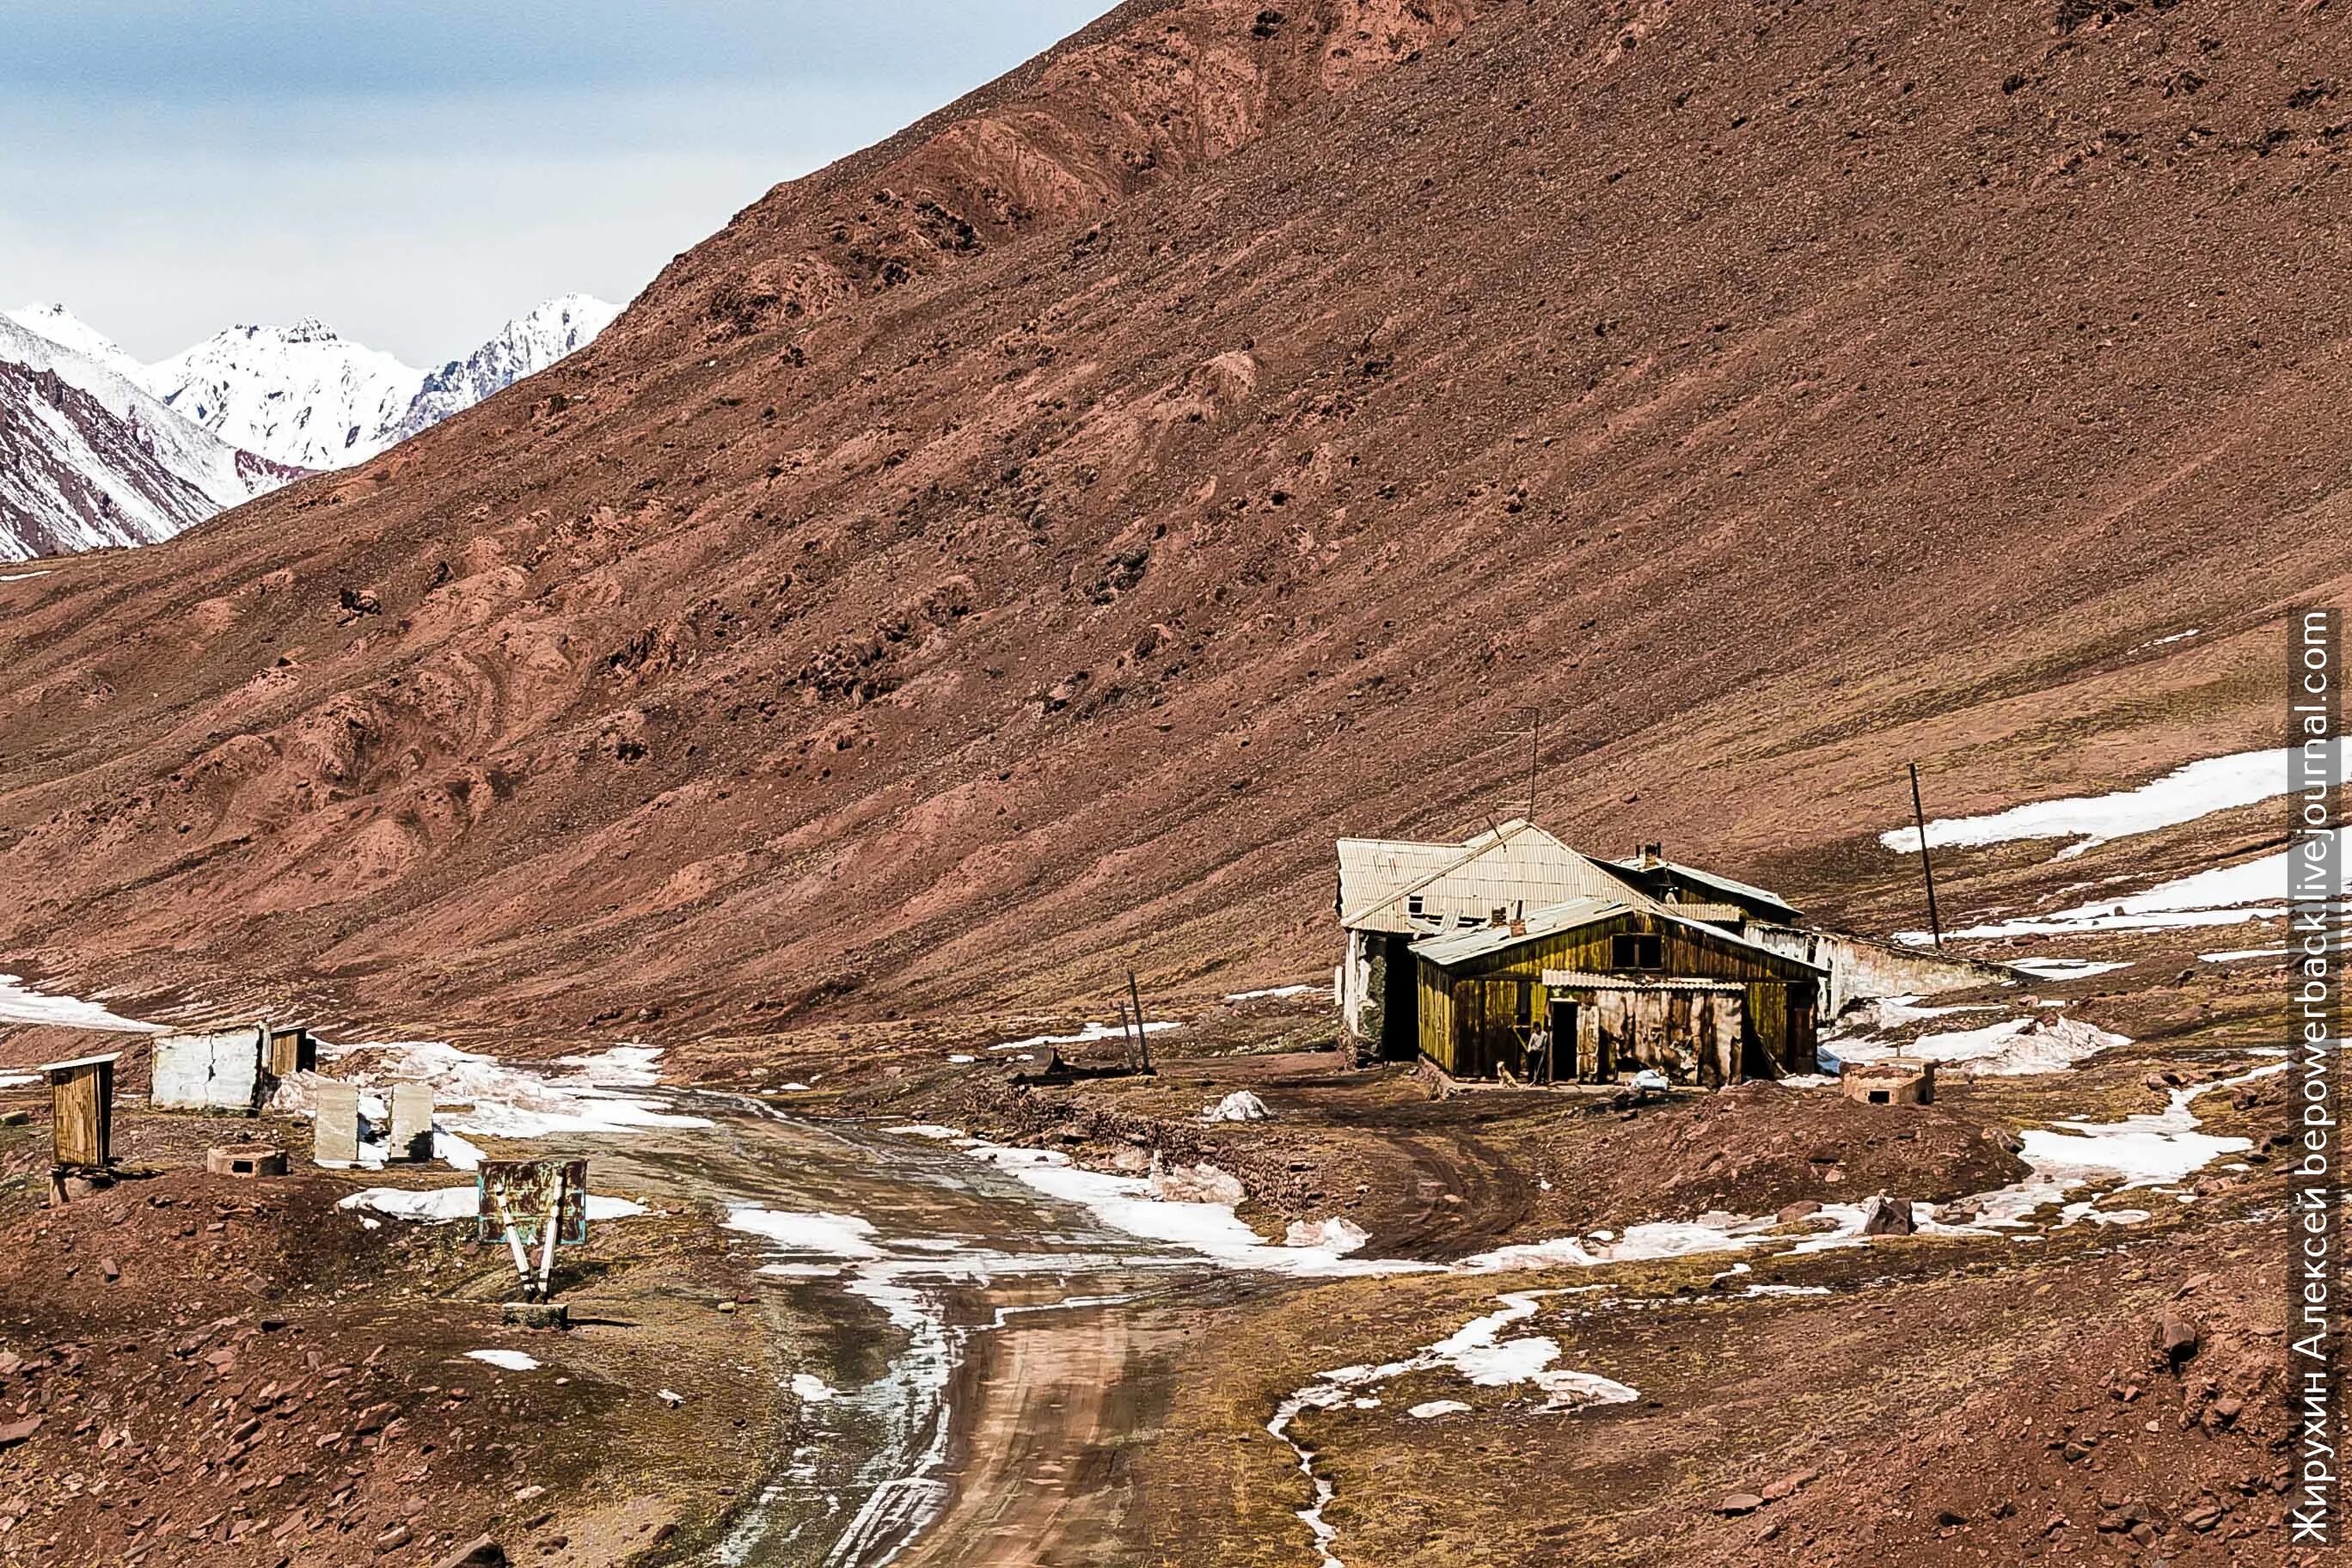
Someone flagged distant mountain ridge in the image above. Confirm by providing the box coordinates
[0,294,618,560]
[0,312,297,560]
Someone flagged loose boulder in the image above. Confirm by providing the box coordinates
[1859,1195,1916,1236]
[2153,1313,2202,1368]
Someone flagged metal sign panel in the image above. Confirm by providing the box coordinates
[475,1158,589,1248]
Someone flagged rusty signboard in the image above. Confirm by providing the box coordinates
[475,1158,589,1249]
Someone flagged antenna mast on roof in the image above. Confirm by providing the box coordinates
[1528,708,1541,823]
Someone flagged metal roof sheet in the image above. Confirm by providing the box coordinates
[1409,898,1828,976]
[1603,856,1798,916]
[1540,971,1746,992]
[1406,897,1631,965]
[1338,820,1660,933]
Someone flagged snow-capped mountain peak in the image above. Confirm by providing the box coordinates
[146,295,617,471]
[0,311,296,560]
[145,319,426,472]
[1,292,619,561]
[392,294,619,447]
[5,303,148,383]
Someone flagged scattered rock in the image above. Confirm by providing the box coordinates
[427,1537,506,1568]
[2153,1314,2202,1368]
[1775,1200,1822,1223]
[1859,1195,1916,1236]
[1717,1492,1764,1516]
[0,1418,40,1449]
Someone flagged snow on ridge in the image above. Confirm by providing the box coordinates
[1882,748,2287,860]
[6,303,147,383]
[1,293,616,560]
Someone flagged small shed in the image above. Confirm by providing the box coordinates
[40,1053,119,1170]
[1411,899,1826,1087]
[152,1022,273,1114]
[265,1022,316,1080]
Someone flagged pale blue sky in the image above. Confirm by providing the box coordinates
[0,3,1112,363]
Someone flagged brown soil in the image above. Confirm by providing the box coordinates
[0,1119,780,1568]
[0,0,2339,1050]
[1136,1216,2305,1566]
[1513,1080,2029,1234]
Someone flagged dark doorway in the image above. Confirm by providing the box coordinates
[1547,998,1578,1083]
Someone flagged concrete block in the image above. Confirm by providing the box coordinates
[152,1026,268,1112]
[313,1081,361,1166]
[206,1142,287,1177]
[388,1082,434,1163]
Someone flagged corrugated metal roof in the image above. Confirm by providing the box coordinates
[1408,898,1829,976]
[1540,971,1746,992]
[1602,855,1798,917]
[1338,820,1659,934]
[1406,897,1631,964]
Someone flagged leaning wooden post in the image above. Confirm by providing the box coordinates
[1127,970,1152,1075]
[1908,761,1945,950]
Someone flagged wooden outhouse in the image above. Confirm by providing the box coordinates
[40,1053,119,1171]
[265,1021,316,1079]
[1411,899,1825,1087]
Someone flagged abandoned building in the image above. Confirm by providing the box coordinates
[1412,898,1823,1085]
[1338,821,2002,1083]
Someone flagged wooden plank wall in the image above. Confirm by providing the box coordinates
[1413,910,1822,1081]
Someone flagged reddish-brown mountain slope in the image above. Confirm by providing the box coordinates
[0,0,2343,1043]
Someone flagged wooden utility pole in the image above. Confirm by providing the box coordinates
[1126,970,1153,1074]
[1908,762,1944,949]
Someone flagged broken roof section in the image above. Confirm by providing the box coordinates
[1408,897,1828,976]
[1337,819,1654,934]
[1597,851,1803,924]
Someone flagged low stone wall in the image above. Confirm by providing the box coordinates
[1746,926,2014,1019]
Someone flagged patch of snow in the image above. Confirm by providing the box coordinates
[725,1208,885,1259]
[1836,1014,2128,1077]
[1408,1400,1471,1418]
[1910,842,2326,941]
[1881,749,2287,860]
[2200,946,2288,964]
[790,1372,838,1403]
[340,1185,478,1223]
[0,1074,37,1091]
[1147,1161,1246,1206]
[1284,1217,1370,1254]
[1227,984,1319,1001]
[0,974,161,1033]
[962,1144,1421,1278]
[1204,1090,1272,1123]
[986,1020,1179,1052]
[322,1038,712,1140]
[465,1349,541,1372]
[946,1055,978,1064]
[884,1124,967,1140]
[1270,1289,1637,1565]
[2008,958,2134,981]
